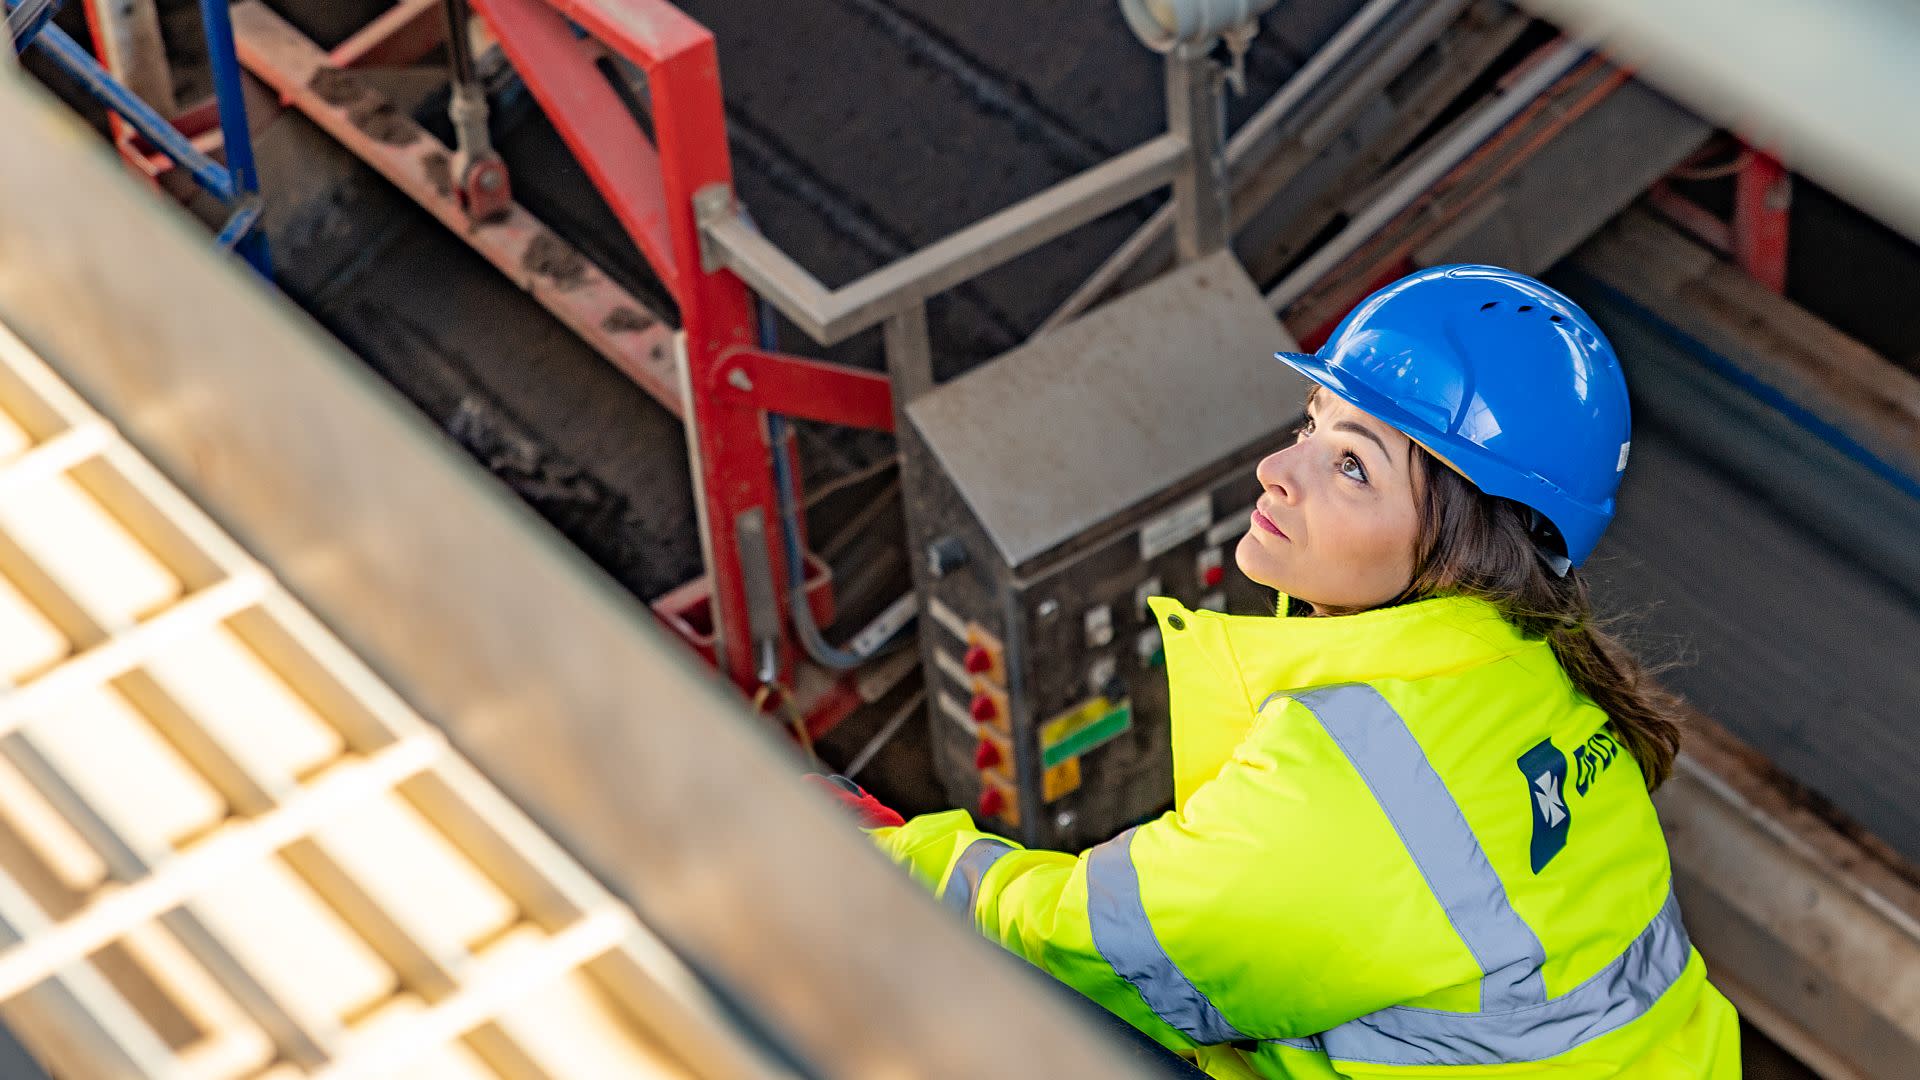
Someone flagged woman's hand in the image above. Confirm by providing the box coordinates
[804,774,906,828]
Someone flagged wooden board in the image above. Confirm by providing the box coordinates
[0,241,789,1078]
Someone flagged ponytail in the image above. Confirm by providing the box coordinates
[1403,455,1683,788]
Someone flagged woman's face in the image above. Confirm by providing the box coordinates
[1235,389,1423,613]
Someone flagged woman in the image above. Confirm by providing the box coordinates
[825,265,1741,1077]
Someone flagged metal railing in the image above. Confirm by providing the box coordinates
[6,0,269,274]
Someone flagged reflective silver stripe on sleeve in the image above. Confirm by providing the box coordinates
[1301,888,1693,1065]
[1292,684,1549,1011]
[943,838,1014,918]
[1087,827,1248,1045]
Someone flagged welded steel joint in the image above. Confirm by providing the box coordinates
[693,182,736,273]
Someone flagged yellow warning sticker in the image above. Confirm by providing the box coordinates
[1042,757,1082,802]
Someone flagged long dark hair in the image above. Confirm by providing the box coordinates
[1400,451,1683,790]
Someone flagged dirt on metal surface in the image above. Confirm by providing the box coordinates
[603,305,659,334]
[522,232,593,292]
[309,67,422,147]
[422,149,454,199]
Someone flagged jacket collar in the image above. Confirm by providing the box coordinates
[1153,592,1540,703]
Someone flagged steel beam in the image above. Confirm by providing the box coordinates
[1042,0,1477,331]
[329,0,446,68]
[881,302,934,405]
[1267,38,1597,313]
[230,3,682,416]
[1236,7,1529,290]
[1164,44,1229,262]
[702,133,1188,344]
[1732,150,1790,294]
[473,0,785,690]
[472,0,680,301]
[1660,717,1920,1079]
[711,349,895,433]
[1519,0,1920,245]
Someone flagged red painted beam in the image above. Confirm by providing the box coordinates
[1733,150,1791,294]
[231,3,682,415]
[715,350,895,433]
[534,0,710,62]
[472,0,682,302]
[476,0,788,689]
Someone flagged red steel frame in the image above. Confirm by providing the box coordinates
[1732,149,1791,294]
[78,0,221,195]
[1648,143,1791,293]
[469,0,893,695]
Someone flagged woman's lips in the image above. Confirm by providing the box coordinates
[1252,508,1287,539]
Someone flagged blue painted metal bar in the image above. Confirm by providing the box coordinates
[195,0,270,274]
[5,0,60,51]
[20,18,237,200]
[196,0,257,198]
[1565,268,1920,504]
[215,202,262,248]
[230,222,272,276]
[8,0,270,273]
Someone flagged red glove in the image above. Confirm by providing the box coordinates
[805,774,905,829]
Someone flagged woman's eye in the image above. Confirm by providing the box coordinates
[1295,418,1315,442]
[1339,452,1368,483]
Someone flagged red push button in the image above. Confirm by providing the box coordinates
[974,739,1002,770]
[969,693,998,724]
[963,644,994,674]
[1203,563,1226,588]
[978,786,1006,818]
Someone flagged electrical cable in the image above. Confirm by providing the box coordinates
[745,228,915,671]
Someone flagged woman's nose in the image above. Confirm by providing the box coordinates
[1256,448,1296,503]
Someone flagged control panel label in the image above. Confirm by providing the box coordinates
[1041,698,1134,769]
[1043,757,1083,802]
[1139,494,1213,560]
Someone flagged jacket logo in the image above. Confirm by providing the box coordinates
[1572,730,1622,795]
[1534,770,1566,828]
[1517,739,1571,873]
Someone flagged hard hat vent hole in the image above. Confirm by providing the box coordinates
[1480,302,1499,311]
[1549,315,1564,324]
[1517,304,1534,313]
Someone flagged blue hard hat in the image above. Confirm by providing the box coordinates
[1275,264,1630,570]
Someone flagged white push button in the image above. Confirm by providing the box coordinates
[1084,605,1114,648]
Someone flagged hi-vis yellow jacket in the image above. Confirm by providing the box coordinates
[872,594,1741,1078]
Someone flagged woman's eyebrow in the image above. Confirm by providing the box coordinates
[1332,420,1392,466]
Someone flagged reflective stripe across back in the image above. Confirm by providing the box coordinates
[1277,889,1692,1066]
[1077,682,1692,1065]
[1286,685,1549,1011]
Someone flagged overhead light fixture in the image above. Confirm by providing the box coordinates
[1118,0,1278,51]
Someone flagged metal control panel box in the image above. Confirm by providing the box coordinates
[902,252,1309,849]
